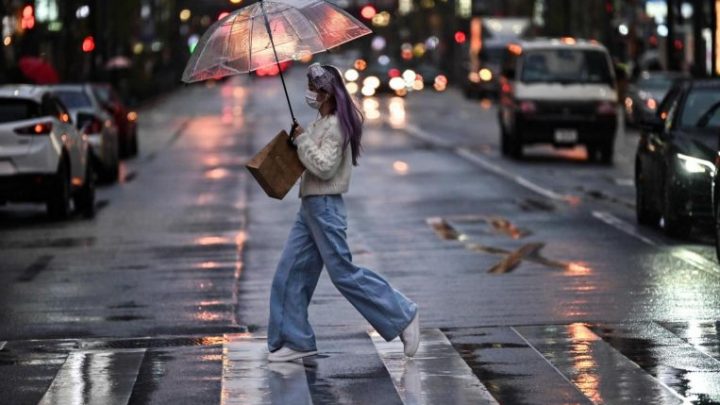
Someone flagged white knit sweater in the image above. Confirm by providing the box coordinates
[295,114,352,198]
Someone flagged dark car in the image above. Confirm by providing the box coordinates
[625,71,689,126]
[91,83,138,158]
[636,80,720,238]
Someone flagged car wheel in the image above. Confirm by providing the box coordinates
[663,180,691,238]
[74,159,96,219]
[715,202,720,263]
[599,141,614,165]
[507,124,523,159]
[47,159,71,219]
[500,123,510,156]
[635,165,660,227]
[130,131,139,156]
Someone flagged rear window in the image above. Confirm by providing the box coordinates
[54,90,92,109]
[0,98,41,123]
[520,49,613,86]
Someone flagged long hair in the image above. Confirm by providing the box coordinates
[308,65,364,166]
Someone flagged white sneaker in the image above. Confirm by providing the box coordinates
[400,311,420,357]
[268,347,318,362]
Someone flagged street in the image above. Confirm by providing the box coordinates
[3,69,720,404]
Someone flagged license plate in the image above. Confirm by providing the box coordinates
[554,129,578,143]
[0,161,14,175]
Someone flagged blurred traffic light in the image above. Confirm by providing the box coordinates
[82,36,96,53]
[454,31,466,44]
[21,5,35,30]
[360,5,376,20]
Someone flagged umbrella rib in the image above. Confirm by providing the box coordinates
[248,14,255,72]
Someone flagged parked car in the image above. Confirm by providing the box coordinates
[636,79,720,238]
[0,85,95,218]
[498,38,618,162]
[90,83,138,158]
[50,84,120,182]
[625,71,689,126]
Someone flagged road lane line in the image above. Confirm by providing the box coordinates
[221,334,312,405]
[591,211,658,246]
[402,123,575,203]
[0,341,5,351]
[513,324,685,404]
[369,329,498,405]
[455,147,573,202]
[592,211,720,274]
[38,348,146,405]
[590,322,720,400]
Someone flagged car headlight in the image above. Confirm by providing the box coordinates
[677,153,716,175]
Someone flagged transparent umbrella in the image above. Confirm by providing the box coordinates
[182,0,371,122]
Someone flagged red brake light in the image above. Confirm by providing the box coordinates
[15,122,53,135]
[388,68,400,78]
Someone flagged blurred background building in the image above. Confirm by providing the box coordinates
[0,0,717,105]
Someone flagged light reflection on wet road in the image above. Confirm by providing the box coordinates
[3,68,720,403]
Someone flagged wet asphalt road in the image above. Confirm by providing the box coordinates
[3,69,720,404]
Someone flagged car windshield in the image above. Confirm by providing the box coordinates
[55,90,92,109]
[0,99,40,123]
[680,88,720,129]
[520,49,613,85]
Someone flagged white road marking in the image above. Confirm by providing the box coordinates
[402,124,574,203]
[593,211,719,274]
[221,334,313,405]
[592,211,658,246]
[370,329,498,405]
[0,341,5,351]
[513,324,685,404]
[38,348,146,405]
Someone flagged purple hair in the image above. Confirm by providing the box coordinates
[308,64,364,166]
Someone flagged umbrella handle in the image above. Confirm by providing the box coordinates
[260,0,297,126]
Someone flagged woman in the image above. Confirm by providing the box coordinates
[267,63,419,362]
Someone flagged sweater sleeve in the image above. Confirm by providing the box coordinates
[296,118,344,181]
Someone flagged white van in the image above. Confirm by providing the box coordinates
[498,38,618,163]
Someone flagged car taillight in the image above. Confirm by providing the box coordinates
[519,100,536,114]
[14,122,53,135]
[597,101,616,115]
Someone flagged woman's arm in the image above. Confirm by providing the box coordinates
[295,119,343,180]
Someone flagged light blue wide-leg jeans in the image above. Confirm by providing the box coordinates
[268,195,417,353]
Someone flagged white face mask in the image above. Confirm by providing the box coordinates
[305,89,322,109]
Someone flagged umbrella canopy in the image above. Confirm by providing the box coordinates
[18,56,60,84]
[182,0,371,83]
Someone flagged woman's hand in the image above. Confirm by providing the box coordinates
[292,125,305,138]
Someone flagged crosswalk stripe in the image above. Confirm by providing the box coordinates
[513,324,685,404]
[38,348,146,405]
[221,333,313,405]
[590,322,720,402]
[370,329,499,405]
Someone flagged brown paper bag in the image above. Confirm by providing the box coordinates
[246,130,305,200]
